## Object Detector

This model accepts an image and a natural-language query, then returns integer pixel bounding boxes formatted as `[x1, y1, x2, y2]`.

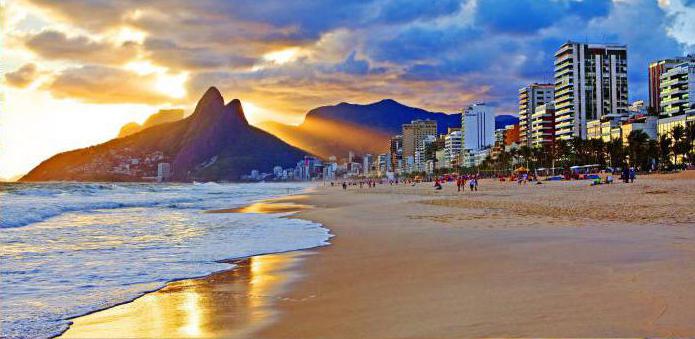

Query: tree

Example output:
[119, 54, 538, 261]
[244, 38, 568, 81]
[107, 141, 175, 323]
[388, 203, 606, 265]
[685, 122, 695, 164]
[587, 138, 606, 166]
[671, 125, 686, 166]
[570, 137, 590, 165]
[658, 134, 673, 169]
[606, 138, 626, 168]
[518, 145, 533, 168]
[627, 130, 649, 170]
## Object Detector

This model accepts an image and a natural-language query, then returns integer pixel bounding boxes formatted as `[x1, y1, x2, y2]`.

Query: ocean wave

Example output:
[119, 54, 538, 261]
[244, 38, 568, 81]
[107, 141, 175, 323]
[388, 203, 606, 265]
[0, 182, 328, 338]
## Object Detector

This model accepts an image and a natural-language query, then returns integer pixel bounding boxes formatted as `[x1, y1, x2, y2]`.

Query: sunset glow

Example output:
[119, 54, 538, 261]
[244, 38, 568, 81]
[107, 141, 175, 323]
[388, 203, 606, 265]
[2, 0, 694, 180]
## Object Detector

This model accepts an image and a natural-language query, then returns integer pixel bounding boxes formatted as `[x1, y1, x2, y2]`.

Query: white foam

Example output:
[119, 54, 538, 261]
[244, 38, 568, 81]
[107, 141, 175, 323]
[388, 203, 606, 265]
[0, 182, 330, 338]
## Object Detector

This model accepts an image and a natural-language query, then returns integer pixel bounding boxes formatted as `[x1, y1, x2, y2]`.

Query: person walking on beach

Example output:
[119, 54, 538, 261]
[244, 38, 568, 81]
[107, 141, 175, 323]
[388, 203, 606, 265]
[622, 166, 630, 183]
[342, 181, 347, 190]
[456, 177, 462, 192]
[629, 167, 636, 183]
[469, 177, 476, 191]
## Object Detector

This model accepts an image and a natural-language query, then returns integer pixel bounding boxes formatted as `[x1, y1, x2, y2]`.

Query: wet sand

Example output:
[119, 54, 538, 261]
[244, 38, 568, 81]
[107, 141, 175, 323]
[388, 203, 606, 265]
[61, 200, 313, 338]
[62, 173, 695, 337]
[206, 202, 311, 214]
[61, 252, 311, 338]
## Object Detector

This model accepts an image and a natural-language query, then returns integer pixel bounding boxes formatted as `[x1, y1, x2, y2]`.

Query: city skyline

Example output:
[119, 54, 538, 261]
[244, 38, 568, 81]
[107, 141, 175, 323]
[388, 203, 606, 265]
[2, 0, 695, 180]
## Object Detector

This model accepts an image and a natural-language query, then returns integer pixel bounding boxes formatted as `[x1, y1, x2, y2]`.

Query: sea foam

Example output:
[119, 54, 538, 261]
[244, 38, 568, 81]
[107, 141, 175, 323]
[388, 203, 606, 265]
[0, 182, 330, 338]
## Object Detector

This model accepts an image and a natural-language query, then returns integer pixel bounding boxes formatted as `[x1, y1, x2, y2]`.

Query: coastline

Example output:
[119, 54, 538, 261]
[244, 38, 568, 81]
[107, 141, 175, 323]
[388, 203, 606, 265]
[63, 173, 695, 337]
[60, 251, 314, 338]
[56, 188, 327, 339]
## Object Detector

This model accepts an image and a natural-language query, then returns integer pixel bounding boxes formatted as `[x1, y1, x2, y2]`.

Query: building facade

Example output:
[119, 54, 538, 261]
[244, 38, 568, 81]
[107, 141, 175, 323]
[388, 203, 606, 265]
[621, 116, 658, 144]
[461, 103, 495, 151]
[554, 41, 628, 140]
[503, 124, 521, 146]
[530, 102, 556, 146]
[402, 120, 437, 160]
[659, 61, 695, 118]
[443, 130, 462, 168]
[413, 135, 436, 173]
[518, 83, 554, 146]
[156, 162, 172, 182]
[649, 55, 695, 115]
[389, 135, 403, 172]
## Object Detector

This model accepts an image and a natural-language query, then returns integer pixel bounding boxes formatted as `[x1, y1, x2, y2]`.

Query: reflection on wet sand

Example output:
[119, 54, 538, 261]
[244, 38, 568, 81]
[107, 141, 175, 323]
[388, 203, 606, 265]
[207, 199, 311, 214]
[61, 252, 305, 338]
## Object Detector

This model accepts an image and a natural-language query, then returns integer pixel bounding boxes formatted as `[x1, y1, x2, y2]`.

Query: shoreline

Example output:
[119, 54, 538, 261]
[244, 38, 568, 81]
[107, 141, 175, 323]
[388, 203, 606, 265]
[58, 192, 328, 339]
[62, 173, 695, 337]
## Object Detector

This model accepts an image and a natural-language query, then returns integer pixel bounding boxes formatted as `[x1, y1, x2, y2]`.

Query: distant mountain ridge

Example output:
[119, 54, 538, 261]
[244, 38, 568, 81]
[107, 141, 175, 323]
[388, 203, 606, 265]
[258, 99, 519, 158]
[21, 87, 307, 182]
[118, 109, 185, 138]
[304, 99, 461, 135]
[495, 114, 519, 130]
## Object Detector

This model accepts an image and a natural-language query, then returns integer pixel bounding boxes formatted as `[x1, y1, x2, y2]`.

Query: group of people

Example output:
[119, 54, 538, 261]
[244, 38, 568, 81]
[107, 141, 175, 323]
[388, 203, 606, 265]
[452, 175, 479, 192]
[335, 180, 378, 190]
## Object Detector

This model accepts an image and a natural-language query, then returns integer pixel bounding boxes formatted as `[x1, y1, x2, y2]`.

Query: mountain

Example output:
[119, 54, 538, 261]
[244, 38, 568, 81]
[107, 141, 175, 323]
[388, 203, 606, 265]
[118, 109, 185, 137]
[257, 99, 519, 158]
[21, 87, 307, 182]
[495, 114, 519, 130]
[305, 99, 460, 135]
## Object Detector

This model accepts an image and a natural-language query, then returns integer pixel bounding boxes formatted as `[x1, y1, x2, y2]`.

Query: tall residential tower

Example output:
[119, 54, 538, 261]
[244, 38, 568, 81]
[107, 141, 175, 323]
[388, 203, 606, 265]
[649, 55, 695, 115]
[554, 42, 628, 140]
[461, 103, 495, 151]
[402, 120, 437, 160]
[518, 83, 554, 146]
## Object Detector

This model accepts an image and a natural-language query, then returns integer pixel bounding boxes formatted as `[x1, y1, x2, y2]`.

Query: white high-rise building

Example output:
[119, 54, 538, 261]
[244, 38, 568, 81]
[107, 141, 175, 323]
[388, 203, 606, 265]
[659, 61, 695, 118]
[462, 103, 495, 151]
[363, 153, 373, 176]
[554, 41, 628, 140]
[649, 55, 695, 115]
[443, 130, 462, 168]
[518, 83, 554, 146]
[414, 135, 436, 172]
[156, 162, 171, 182]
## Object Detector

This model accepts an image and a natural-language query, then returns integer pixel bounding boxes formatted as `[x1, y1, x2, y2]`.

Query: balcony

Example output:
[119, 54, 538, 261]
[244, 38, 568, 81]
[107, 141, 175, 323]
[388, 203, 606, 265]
[555, 67, 574, 78]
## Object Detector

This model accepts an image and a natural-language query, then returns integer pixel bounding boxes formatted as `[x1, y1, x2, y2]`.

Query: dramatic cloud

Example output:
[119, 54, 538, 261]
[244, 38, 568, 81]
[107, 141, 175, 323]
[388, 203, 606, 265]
[143, 38, 257, 71]
[660, 0, 695, 49]
[475, 0, 612, 34]
[45, 65, 177, 105]
[25, 30, 138, 65]
[10, 0, 694, 115]
[5, 63, 39, 88]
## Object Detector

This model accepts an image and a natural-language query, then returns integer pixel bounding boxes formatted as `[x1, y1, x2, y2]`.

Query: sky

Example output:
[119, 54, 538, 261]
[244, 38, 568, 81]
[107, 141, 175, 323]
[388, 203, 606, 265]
[1, 0, 695, 180]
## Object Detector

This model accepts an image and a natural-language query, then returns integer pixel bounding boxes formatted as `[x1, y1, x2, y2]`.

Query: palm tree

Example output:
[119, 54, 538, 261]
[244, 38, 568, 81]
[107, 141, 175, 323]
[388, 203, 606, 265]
[570, 137, 591, 165]
[518, 145, 533, 169]
[627, 130, 649, 170]
[606, 138, 625, 168]
[685, 122, 695, 164]
[657, 134, 672, 170]
[587, 138, 605, 166]
[671, 125, 686, 166]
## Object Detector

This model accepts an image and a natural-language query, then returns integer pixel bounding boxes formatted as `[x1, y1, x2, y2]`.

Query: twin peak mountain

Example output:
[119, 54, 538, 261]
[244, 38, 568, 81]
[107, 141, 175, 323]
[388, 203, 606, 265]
[21, 87, 518, 182]
[21, 87, 304, 182]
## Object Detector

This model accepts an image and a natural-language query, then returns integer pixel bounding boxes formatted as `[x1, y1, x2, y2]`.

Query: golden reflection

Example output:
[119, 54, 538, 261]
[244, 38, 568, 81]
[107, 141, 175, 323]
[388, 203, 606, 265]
[207, 202, 311, 214]
[180, 286, 202, 337]
[60, 253, 302, 338]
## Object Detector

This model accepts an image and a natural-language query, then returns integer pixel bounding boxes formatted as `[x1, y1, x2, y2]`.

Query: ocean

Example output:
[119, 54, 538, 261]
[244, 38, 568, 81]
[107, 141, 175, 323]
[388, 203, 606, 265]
[0, 182, 331, 338]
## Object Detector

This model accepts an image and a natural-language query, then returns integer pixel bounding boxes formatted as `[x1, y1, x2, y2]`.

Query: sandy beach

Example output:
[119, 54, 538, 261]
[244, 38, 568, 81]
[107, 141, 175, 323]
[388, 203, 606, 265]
[62, 172, 695, 338]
